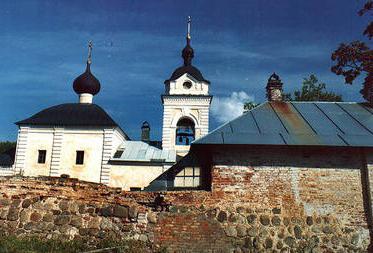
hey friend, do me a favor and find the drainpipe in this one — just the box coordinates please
[360,148,373,252]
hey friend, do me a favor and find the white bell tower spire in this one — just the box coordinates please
[161,16,212,157]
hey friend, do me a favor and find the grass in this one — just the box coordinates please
[0,236,150,253]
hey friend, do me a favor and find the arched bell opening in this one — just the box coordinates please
[175,117,195,145]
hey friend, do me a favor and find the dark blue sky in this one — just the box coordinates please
[0,0,369,141]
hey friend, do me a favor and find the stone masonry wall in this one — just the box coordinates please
[0,145,372,253]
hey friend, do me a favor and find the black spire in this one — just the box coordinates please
[73,41,101,96]
[182,16,194,66]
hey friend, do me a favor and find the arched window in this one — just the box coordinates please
[175,117,195,145]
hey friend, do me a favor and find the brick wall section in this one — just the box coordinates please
[151,212,230,252]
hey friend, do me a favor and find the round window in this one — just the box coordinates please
[183,81,192,89]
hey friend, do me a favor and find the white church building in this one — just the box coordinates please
[11,18,212,191]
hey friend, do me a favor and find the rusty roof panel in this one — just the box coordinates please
[271,102,316,135]
[193,102,373,147]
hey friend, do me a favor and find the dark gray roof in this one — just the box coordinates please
[16,103,119,128]
[164,65,210,84]
[194,102,373,147]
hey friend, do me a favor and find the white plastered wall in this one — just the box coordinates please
[109,164,171,190]
[14,126,127,184]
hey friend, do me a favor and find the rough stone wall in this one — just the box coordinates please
[0,145,372,253]
[207,147,371,252]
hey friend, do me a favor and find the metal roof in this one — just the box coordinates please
[110,141,176,164]
[194,102,373,147]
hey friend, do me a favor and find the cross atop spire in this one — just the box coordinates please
[187,16,191,41]
[182,16,194,66]
[87,40,93,65]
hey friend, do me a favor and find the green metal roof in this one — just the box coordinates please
[194,102,373,147]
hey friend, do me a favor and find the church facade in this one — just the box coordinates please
[11,18,211,191]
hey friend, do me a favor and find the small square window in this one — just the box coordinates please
[76,151,84,165]
[38,150,46,164]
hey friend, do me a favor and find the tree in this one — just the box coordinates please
[0,141,16,154]
[331,1,373,102]
[284,74,343,102]
[243,101,259,112]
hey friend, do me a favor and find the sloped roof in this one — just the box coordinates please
[16,103,119,128]
[164,65,210,84]
[110,141,176,164]
[194,102,373,147]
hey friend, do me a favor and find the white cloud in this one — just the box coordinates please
[211,91,254,124]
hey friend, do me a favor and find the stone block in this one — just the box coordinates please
[128,205,138,219]
[88,217,101,229]
[284,236,295,247]
[271,216,281,226]
[0,199,11,207]
[30,212,42,222]
[42,213,54,222]
[11,199,22,208]
[272,208,281,214]
[54,215,70,226]
[59,200,69,212]
[236,224,247,237]
[247,227,257,237]
[7,208,19,221]
[21,199,32,208]
[0,209,8,220]
[217,211,227,222]
[101,206,113,217]
[19,209,31,223]
[113,205,128,218]
[70,216,83,228]
[264,237,273,249]
[294,225,302,239]
[259,215,270,226]
[225,225,237,237]
[147,212,157,223]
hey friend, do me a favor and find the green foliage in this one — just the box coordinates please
[0,141,16,154]
[243,101,259,112]
[284,75,342,102]
[331,1,372,102]
[0,236,148,253]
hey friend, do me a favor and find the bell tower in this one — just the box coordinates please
[162,16,212,157]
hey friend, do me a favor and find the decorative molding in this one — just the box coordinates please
[49,128,64,177]
[14,127,29,174]
[100,129,114,185]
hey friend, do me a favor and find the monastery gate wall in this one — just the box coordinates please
[0,150,372,253]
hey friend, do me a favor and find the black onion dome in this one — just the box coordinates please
[182,40,194,66]
[165,36,210,84]
[73,63,101,95]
